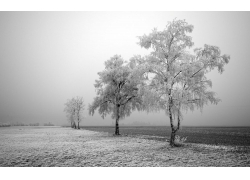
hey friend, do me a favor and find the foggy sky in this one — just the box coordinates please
[0,11,250,126]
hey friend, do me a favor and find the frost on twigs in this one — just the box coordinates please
[174,135,187,147]
[88,55,146,135]
[64,97,85,129]
[134,19,230,146]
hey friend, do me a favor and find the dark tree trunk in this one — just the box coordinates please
[115,119,119,135]
[77,120,80,129]
[169,107,181,147]
[115,105,120,135]
[73,121,76,129]
[170,130,176,147]
[169,112,176,147]
[168,95,176,147]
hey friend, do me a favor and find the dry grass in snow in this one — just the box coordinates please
[0,126,249,167]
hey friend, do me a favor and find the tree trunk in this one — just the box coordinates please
[168,95,176,147]
[78,121,80,129]
[115,119,119,135]
[115,105,120,135]
[170,129,176,147]
[169,109,181,147]
[169,112,176,147]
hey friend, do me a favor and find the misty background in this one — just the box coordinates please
[0,11,250,126]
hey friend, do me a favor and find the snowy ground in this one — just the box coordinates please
[0,126,249,167]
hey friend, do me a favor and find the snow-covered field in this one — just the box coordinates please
[0,126,249,167]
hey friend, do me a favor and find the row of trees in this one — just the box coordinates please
[29,123,40,126]
[1,122,51,126]
[64,96,85,129]
[0,123,11,127]
[88,19,230,147]
[43,122,54,126]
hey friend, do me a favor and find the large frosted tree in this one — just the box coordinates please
[89,55,143,135]
[132,19,230,146]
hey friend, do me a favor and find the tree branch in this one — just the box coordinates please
[100,99,113,106]
[120,95,136,106]
[148,69,166,80]
[173,70,182,79]
[190,67,204,78]
[187,99,201,103]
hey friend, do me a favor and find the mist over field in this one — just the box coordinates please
[1,12,250,126]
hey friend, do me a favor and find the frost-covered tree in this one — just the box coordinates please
[64,98,76,128]
[89,55,144,135]
[132,19,230,147]
[64,97,85,129]
[74,97,85,129]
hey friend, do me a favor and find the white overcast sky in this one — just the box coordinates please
[0,11,250,126]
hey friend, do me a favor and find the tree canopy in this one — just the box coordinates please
[89,55,144,134]
[131,19,230,146]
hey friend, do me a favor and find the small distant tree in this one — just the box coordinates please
[64,98,76,128]
[64,97,85,129]
[89,55,144,135]
[74,97,85,129]
[133,19,230,147]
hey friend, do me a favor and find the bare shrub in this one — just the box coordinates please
[174,135,187,147]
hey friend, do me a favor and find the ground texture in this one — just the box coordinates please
[0,127,249,167]
[82,126,250,146]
